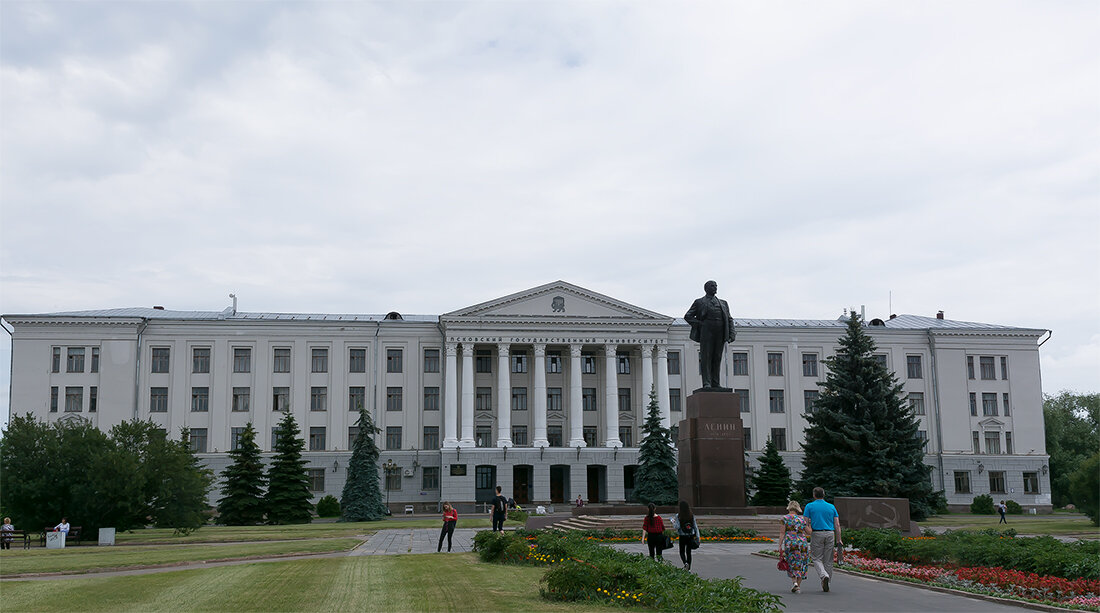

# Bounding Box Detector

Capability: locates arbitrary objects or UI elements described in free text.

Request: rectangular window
[423,387,440,411]
[972,431,980,454]
[308,468,325,492]
[802,353,818,377]
[422,467,440,490]
[423,349,440,373]
[386,348,403,373]
[423,426,439,449]
[386,426,402,450]
[547,387,563,411]
[618,426,633,447]
[617,352,631,375]
[386,387,403,411]
[349,348,366,373]
[476,426,492,447]
[770,427,787,451]
[231,427,246,451]
[191,387,209,412]
[511,387,527,411]
[308,427,325,451]
[582,388,597,411]
[90,347,100,373]
[273,348,291,373]
[1000,356,1008,380]
[668,351,680,375]
[146,386,168,412]
[804,390,820,413]
[311,348,328,373]
[233,347,251,373]
[1002,393,1010,417]
[744,427,752,450]
[151,347,170,373]
[583,426,598,447]
[52,347,61,373]
[511,425,527,446]
[476,350,492,373]
[618,388,632,412]
[769,389,784,413]
[954,471,971,493]
[511,350,528,374]
[311,387,328,412]
[348,426,359,449]
[967,356,975,380]
[192,347,211,373]
[89,386,97,413]
[1023,471,1039,494]
[970,392,978,416]
[982,392,998,416]
[980,356,996,380]
[50,386,58,412]
[349,386,365,412]
[989,471,1006,494]
[916,430,928,447]
[984,432,1001,454]
[67,347,85,373]
[907,355,923,379]
[767,352,783,376]
[232,387,251,412]
[547,425,563,447]
[475,466,493,489]
[476,387,492,411]
[873,354,888,368]
[272,387,290,412]
[386,470,401,491]
[908,392,925,415]
[189,428,208,453]
[582,353,596,374]
[272,427,282,450]
[1005,432,1014,454]
[731,352,748,376]
[736,388,750,413]
[670,388,681,412]
[547,351,562,374]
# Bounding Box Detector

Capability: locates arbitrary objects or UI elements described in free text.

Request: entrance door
[475,465,497,504]
[513,465,533,504]
[586,465,606,503]
[549,465,569,503]
[623,465,638,503]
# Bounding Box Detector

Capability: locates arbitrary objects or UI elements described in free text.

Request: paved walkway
[350,528,478,555]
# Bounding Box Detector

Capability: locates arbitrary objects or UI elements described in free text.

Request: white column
[460,343,475,447]
[603,344,622,447]
[532,343,549,447]
[641,344,654,417]
[496,343,512,447]
[443,342,459,448]
[656,346,671,431]
[568,344,585,447]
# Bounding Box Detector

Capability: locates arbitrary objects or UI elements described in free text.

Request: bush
[507,509,529,524]
[1005,500,1023,515]
[315,495,341,518]
[970,494,995,514]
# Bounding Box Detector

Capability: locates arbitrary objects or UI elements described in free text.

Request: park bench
[40,526,82,546]
[2,530,31,549]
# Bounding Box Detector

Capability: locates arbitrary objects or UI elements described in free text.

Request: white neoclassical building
[3,281,1053,512]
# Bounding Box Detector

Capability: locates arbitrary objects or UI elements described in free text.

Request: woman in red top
[641,502,666,560]
[437,503,458,552]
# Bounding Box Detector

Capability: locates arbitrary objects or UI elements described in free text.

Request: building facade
[3,281,1053,512]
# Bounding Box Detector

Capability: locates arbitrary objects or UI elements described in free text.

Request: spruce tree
[750,439,793,506]
[153,428,214,535]
[798,312,941,520]
[632,386,678,505]
[340,405,388,521]
[264,411,314,524]
[217,422,267,525]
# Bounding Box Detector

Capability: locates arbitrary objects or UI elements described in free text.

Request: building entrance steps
[550,514,785,541]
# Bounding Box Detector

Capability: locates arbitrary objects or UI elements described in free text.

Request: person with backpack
[673,500,700,570]
[491,486,508,532]
[641,502,667,561]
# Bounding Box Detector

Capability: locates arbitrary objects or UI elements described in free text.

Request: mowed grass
[0,539,361,575]
[112,517,493,545]
[1,553,611,613]
[919,512,1099,539]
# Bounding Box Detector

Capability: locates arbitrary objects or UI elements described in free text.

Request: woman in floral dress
[779,500,811,592]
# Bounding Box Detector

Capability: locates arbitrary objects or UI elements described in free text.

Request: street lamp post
[383,459,398,509]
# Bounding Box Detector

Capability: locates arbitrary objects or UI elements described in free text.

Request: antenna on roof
[889,290,892,315]
[229,293,237,316]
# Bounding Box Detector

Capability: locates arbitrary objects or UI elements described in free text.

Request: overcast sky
[2,1,1097,420]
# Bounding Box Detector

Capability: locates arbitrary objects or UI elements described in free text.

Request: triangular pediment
[978,418,1005,430]
[444,281,670,321]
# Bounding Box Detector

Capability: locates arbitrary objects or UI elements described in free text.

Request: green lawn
[919,512,1099,539]
[0,539,361,576]
[1,554,611,613]
[111,517,493,545]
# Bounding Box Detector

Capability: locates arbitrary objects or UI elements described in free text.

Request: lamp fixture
[977,462,985,474]
[1041,464,1048,475]
[333,459,339,473]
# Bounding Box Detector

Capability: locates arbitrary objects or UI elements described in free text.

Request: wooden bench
[40,526,82,546]
[2,530,31,549]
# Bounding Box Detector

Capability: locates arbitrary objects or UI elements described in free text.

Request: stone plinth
[834,497,919,536]
[677,391,745,508]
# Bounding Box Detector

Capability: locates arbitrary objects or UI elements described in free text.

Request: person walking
[437,503,457,552]
[804,488,842,592]
[997,500,1008,524]
[1,517,14,550]
[491,486,508,532]
[673,501,700,571]
[641,502,666,561]
[779,500,812,593]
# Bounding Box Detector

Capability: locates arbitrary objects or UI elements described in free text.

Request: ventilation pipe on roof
[229,293,237,316]
[153,306,165,310]
[936,310,944,320]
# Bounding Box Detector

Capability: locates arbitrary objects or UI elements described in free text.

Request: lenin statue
[684,280,736,389]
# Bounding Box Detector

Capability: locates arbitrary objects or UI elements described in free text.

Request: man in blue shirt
[803,487,843,592]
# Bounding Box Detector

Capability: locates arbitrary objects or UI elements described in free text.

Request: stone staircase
[548,514,784,541]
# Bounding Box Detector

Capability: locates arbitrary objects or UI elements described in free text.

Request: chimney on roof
[936,310,944,320]
[153,306,165,310]
[889,314,896,320]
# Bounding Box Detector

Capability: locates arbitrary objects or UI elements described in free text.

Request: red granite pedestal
[677,391,745,508]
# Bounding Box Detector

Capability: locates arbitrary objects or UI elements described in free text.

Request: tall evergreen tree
[155,428,214,535]
[751,439,793,506]
[341,405,388,521]
[264,411,314,524]
[632,386,678,505]
[798,312,942,520]
[217,423,267,525]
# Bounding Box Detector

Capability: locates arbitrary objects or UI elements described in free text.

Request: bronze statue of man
[684,280,736,389]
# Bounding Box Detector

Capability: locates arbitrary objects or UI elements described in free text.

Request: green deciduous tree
[798,313,943,521]
[1068,452,1099,526]
[154,428,214,534]
[340,406,387,522]
[632,386,678,506]
[751,439,793,506]
[264,411,314,524]
[217,423,267,525]
[1043,391,1099,508]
